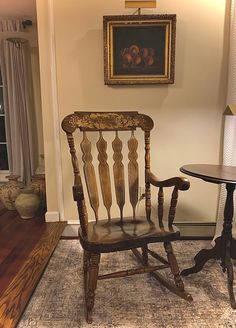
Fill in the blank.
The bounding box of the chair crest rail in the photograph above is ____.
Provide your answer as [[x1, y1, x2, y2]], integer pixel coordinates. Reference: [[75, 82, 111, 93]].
[[61, 111, 154, 133]]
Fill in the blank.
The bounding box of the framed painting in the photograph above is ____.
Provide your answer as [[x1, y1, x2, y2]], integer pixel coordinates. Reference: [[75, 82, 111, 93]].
[[103, 14, 176, 85]]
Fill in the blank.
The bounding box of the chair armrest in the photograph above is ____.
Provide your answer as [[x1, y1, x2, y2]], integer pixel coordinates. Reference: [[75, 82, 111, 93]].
[[146, 171, 190, 191]]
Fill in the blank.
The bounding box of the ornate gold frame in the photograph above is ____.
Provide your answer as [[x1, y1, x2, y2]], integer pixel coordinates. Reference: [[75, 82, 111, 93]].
[[103, 15, 176, 85]]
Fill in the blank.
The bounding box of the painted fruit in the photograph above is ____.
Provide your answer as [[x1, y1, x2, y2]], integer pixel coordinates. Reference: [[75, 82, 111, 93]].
[[140, 48, 149, 58], [129, 45, 139, 57], [144, 55, 154, 66], [133, 55, 142, 65], [123, 53, 132, 64]]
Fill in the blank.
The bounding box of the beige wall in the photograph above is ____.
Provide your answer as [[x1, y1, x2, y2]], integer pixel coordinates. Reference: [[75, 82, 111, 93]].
[[37, 0, 230, 223]]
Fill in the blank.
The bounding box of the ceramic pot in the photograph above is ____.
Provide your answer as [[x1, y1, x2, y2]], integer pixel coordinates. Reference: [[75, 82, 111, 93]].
[[15, 187, 40, 219], [0, 183, 3, 199], [0, 175, 24, 210], [30, 174, 46, 209]]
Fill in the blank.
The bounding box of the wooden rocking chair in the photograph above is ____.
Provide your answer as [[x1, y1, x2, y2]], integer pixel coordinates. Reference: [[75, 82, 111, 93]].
[[62, 111, 193, 323]]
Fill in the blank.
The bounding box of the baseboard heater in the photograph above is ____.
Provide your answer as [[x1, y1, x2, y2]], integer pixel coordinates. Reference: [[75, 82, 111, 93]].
[[175, 222, 216, 239], [61, 222, 216, 239]]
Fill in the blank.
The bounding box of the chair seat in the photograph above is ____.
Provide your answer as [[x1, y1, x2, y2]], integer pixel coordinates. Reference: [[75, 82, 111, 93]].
[[79, 217, 180, 253]]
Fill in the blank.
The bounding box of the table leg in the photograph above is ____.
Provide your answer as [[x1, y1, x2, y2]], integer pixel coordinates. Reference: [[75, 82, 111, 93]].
[[221, 183, 236, 308]]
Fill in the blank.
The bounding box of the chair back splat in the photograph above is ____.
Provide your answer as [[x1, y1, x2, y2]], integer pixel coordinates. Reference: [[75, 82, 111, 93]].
[[61, 111, 192, 324], [62, 111, 154, 232]]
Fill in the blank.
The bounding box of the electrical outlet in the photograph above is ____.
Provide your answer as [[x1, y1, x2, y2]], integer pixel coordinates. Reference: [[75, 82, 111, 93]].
[[139, 186, 145, 201]]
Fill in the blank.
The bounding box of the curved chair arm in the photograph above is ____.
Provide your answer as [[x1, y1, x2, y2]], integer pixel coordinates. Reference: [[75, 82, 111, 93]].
[[146, 171, 190, 191]]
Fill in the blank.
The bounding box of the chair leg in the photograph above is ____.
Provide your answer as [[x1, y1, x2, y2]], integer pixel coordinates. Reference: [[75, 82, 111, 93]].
[[142, 246, 148, 265], [85, 252, 101, 324], [83, 250, 90, 295], [164, 241, 185, 292]]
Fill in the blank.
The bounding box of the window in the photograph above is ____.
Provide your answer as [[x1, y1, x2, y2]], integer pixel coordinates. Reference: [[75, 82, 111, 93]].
[[0, 70, 9, 174]]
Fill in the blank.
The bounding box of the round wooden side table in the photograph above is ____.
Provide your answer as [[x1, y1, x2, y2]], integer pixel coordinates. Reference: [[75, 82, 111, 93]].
[[180, 164, 236, 309]]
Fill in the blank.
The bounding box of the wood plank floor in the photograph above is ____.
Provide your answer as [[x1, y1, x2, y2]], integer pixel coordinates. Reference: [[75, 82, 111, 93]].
[[0, 202, 67, 328]]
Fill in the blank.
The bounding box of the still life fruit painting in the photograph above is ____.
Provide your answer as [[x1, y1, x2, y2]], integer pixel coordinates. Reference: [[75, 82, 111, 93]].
[[112, 24, 166, 76], [103, 15, 176, 85]]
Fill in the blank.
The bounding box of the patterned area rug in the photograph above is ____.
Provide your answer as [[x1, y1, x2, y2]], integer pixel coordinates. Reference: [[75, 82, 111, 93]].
[[18, 240, 236, 328]]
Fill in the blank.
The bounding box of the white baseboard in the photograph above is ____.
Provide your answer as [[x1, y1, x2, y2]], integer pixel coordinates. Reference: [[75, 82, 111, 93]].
[[62, 222, 79, 237], [45, 211, 60, 222]]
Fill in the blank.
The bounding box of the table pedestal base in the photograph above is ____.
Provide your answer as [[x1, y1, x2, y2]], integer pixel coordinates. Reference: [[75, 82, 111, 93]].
[[179, 165, 236, 309], [181, 236, 236, 309]]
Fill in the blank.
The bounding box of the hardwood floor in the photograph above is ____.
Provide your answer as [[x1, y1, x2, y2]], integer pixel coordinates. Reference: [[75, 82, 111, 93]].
[[0, 203, 67, 328]]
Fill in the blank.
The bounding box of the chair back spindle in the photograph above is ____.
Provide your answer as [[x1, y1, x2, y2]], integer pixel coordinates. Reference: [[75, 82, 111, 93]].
[[144, 130, 151, 220], [128, 131, 139, 219], [81, 131, 99, 222], [66, 132, 88, 236], [168, 186, 178, 227], [158, 187, 164, 228], [112, 131, 125, 221], [96, 131, 112, 220]]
